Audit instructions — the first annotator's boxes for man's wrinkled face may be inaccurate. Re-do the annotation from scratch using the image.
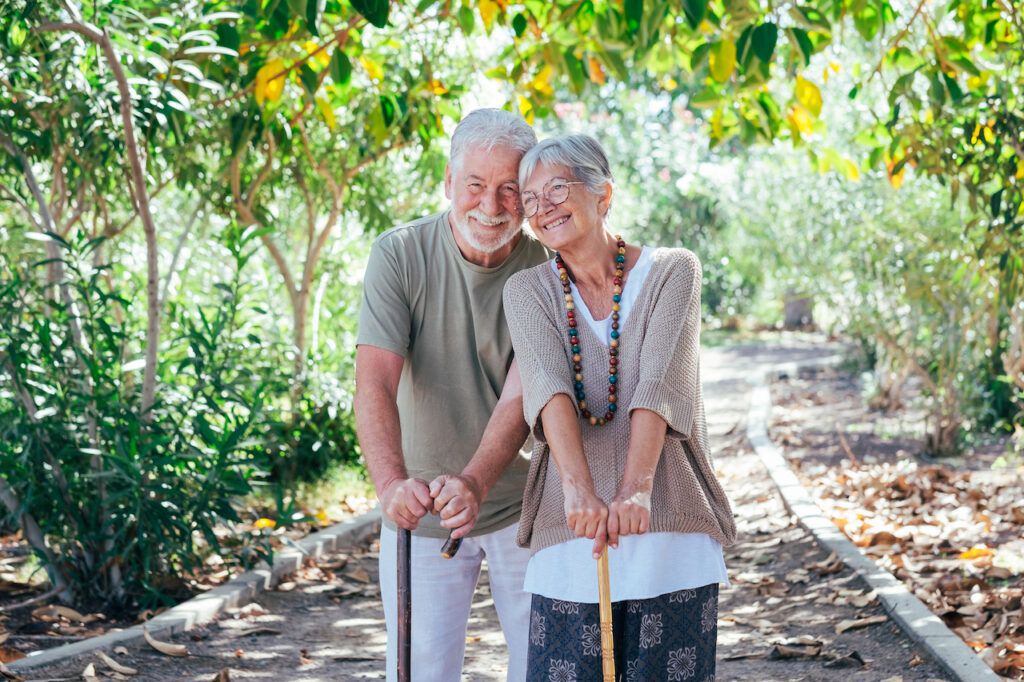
[445,144,524,255]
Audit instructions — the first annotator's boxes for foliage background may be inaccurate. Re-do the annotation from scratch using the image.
[1,0,1022,613]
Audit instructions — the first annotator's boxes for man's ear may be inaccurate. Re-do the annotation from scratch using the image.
[444,164,453,200]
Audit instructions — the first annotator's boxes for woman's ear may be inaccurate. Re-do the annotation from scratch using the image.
[598,181,613,217]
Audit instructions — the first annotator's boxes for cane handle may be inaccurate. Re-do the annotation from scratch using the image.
[440,532,462,559]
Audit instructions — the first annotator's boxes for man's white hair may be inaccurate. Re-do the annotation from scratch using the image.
[450,109,537,171]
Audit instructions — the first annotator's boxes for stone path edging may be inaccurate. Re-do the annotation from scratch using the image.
[8,508,382,672]
[748,357,998,682]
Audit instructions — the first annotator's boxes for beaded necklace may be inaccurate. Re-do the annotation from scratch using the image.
[555,236,627,426]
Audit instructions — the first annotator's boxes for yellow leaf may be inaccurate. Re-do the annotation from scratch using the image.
[254,517,277,530]
[315,509,329,525]
[478,0,499,32]
[795,76,822,117]
[842,158,861,181]
[360,56,384,82]
[886,159,906,189]
[786,105,814,136]
[587,56,606,85]
[316,97,336,131]
[710,107,724,140]
[304,41,330,69]
[830,61,841,73]
[698,19,715,34]
[255,59,286,106]
[709,40,736,83]
[530,65,554,97]
[428,78,448,95]
[661,76,678,90]
[517,95,535,125]
[1015,161,1024,180]
[982,125,995,144]
[959,545,994,560]
[971,122,981,144]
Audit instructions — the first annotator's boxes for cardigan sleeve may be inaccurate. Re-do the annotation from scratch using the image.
[628,249,702,440]
[503,268,577,444]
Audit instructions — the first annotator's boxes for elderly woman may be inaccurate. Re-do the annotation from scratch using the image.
[503,134,737,681]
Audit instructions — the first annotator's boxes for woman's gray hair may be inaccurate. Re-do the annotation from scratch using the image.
[450,109,537,171]
[518,134,613,196]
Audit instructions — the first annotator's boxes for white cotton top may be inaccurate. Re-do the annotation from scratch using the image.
[524,246,729,603]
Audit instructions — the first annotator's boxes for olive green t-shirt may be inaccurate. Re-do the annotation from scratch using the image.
[357,210,550,538]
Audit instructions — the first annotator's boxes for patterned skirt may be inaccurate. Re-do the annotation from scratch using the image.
[526,583,718,682]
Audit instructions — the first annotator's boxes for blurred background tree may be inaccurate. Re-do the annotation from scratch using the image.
[1,0,1022,611]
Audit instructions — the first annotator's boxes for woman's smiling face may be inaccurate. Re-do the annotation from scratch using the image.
[522,162,609,252]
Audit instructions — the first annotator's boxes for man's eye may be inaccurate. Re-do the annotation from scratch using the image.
[501,185,519,196]
[467,183,483,192]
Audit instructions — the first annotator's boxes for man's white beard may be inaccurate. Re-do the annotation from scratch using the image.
[452,208,521,254]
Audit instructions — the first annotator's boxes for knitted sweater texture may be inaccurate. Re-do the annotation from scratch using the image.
[503,248,737,553]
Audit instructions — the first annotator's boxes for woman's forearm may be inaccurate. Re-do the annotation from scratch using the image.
[540,394,593,490]
[621,408,668,496]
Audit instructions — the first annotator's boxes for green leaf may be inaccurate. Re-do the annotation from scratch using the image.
[458,5,475,34]
[942,72,964,101]
[563,50,586,94]
[853,4,881,40]
[351,0,390,28]
[299,64,319,97]
[688,89,721,108]
[683,0,706,29]
[330,49,352,86]
[512,13,527,36]
[691,42,711,71]
[306,0,324,35]
[789,28,813,66]
[216,23,241,53]
[380,95,397,126]
[752,22,778,63]
[625,0,643,35]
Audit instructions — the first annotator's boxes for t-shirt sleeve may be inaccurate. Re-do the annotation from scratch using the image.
[356,236,412,356]
[503,271,576,443]
[628,250,702,440]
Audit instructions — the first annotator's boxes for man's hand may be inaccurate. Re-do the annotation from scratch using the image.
[380,477,433,530]
[429,474,484,540]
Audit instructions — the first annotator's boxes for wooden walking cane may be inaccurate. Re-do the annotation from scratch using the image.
[397,527,412,682]
[597,546,615,682]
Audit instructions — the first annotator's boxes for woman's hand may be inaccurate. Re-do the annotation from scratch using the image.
[562,481,609,558]
[607,483,652,550]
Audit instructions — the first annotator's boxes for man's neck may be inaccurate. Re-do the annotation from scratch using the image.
[447,213,522,268]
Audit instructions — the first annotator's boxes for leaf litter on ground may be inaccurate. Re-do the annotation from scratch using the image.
[772,376,1024,678]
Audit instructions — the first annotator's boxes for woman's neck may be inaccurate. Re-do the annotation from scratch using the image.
[558,231,619,291]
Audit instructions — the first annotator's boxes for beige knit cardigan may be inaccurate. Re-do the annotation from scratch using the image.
[502,247,737,554]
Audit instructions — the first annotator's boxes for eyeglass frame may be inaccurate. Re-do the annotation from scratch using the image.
[520,178,586,218]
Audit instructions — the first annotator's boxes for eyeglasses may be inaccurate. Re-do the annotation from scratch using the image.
[521,179,585,218]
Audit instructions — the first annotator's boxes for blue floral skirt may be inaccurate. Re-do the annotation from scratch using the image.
[526,583,718,682]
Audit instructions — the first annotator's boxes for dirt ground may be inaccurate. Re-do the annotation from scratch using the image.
[15,341,954,681]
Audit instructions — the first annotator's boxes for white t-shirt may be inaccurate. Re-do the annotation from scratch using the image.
[525,246,729,602]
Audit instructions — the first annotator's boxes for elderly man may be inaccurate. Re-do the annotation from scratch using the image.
[354,109,548,681]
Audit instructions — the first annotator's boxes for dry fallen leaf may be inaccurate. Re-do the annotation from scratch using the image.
[347,567,371,583]
[81,662,98,680]
[97,651,137,675]
[0,647,24,664]
[210,670,230,682]
[143,626,189,657]
[836,614,888,634]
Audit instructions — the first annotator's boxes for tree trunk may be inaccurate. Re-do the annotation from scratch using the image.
[783,289,814,329]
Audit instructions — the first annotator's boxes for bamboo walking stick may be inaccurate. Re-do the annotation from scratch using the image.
[597,546,615,682]
[397,527,412,682]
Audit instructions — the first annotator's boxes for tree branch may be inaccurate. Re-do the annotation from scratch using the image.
[37,21,162,424]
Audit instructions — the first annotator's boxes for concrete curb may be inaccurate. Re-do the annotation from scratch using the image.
[9,508,382,673]
[748,359,998,682]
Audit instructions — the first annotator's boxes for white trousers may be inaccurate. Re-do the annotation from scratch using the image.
[379,522,531,682]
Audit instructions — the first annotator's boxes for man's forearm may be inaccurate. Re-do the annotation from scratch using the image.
[354,384,407,493]
[461,393,530,497]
